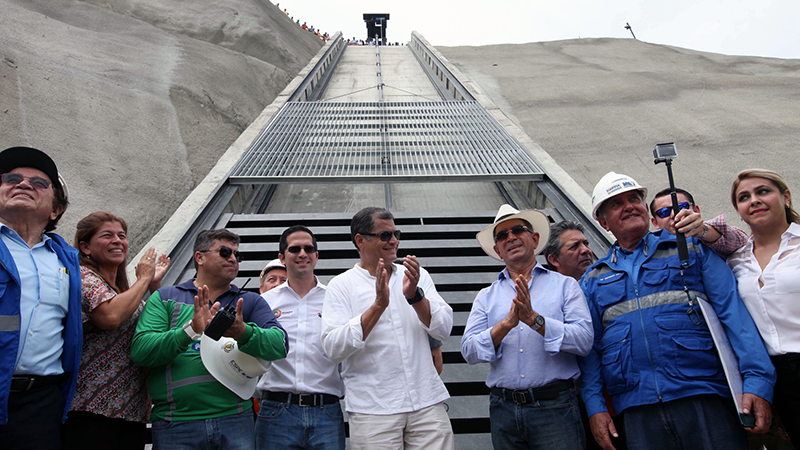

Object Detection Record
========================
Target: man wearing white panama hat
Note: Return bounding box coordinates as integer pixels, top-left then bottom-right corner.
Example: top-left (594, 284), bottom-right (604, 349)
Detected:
top-left (461, 204), bottom-right (593, 449)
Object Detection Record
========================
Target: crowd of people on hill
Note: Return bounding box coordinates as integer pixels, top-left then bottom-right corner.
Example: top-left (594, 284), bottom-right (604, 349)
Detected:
top-left (276, 3), bottom-right (329, 42)
top-left (346, 37), bottom-right (405, 46)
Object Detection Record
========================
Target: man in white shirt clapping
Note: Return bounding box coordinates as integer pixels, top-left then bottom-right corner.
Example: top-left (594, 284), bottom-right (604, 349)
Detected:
top-left (321, 207), bottom-right (455, 450)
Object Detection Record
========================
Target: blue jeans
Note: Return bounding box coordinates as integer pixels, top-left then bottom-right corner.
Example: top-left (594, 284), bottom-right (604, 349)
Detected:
top-left (622, 394), bottom-right (747, 450)
top-left (151, 409), bottom-right (255, 450)
top-left (489, 387), bottom-right (585, 450)
top-left (255, 399), bottom-right (345, 450)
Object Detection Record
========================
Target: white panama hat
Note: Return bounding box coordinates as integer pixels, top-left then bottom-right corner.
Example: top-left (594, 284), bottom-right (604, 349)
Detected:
top-left (200, 334), bottom-right (272, 400)
top-left (476, 204), bottom-right (550, 261)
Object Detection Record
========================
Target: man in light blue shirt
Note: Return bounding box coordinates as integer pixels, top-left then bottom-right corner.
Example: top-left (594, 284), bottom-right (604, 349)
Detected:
top-left (462, 204), bottom-right (593, 450)
top-left (0, 147), bottom-right (81, 450)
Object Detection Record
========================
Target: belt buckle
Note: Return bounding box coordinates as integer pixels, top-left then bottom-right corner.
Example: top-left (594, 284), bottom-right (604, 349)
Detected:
top-left (511, 391), bottom-right (529, 404)
top-left (298, 394), bottom-right (317, 407)
top-left (10, 376), bottom-right (34, 392)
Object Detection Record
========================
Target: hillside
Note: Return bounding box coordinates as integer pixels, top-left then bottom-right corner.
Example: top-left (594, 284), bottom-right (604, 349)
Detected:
top-left (439, 38), bottom-right (800, 227)
top-left (0, 0), bottom-right (322, 250)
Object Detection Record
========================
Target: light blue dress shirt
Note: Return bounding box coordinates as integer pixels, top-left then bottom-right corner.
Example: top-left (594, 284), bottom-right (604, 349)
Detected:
top-left (461, 263), bottom-right (593, 390)
top-left (2, 225), bottom-right (70, 375)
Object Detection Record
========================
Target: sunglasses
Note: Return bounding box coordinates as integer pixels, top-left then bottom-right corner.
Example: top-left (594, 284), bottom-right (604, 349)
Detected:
top-left (201, 246), bottom-right (243, 262)
top-left (361, 230), bottom-right (401, 242)
top-left (494, 225), bottom-right (532, 242)
top-left (655, 202), bottom-right (692, 218)
top-left (1, 173), bottom-right (51, 190)
top-left (286, 245), bottom-right (317, 254)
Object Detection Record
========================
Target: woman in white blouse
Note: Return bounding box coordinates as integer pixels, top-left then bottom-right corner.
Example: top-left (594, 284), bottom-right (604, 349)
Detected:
top-left (727, 169), bottom-right (800, 443)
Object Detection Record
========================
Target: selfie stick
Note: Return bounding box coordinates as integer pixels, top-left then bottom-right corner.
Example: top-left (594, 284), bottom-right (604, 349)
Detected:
top-left (653, 143), bottom-right (690, 268)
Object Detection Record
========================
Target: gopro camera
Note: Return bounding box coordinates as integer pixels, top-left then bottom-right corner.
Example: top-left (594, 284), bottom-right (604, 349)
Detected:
top-left (204, 279), bottom-right (249, 341)
top-left (653, 142), bottom-right (678, 163)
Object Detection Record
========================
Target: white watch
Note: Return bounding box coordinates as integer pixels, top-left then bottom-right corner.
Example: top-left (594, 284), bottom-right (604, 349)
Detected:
top-left (183, 320), bottom-right (202, 340)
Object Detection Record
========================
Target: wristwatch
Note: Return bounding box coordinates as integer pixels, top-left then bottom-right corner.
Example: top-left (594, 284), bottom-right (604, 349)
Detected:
top-left (183, 320), bottom-right (202, 340)
top-left (531, 314), bottom-right (545, 331)
top-left (406, 287), bottom-right (425, 305)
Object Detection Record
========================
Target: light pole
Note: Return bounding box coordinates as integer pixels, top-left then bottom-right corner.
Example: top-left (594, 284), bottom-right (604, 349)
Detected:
top-left (625, 22), bottom-right (636, 39)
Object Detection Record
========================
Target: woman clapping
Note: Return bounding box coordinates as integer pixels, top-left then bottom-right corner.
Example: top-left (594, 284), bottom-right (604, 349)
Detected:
top-left (62, 212), bottom-right (169, 450)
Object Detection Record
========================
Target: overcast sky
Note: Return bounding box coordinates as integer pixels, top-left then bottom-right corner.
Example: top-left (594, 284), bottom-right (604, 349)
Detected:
top-left (277, 0), bottom-right (798, 59)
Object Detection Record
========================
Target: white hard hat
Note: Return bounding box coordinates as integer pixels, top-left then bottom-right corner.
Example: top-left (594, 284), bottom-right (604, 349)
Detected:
top-left (200, 334), bottom-right (271, 400)
top-left (259, 259), bottom-right (286, 284)
top-left (591, 172), bottom-right (648, 220)
top-left (476, 204), bottom-right (550, 261)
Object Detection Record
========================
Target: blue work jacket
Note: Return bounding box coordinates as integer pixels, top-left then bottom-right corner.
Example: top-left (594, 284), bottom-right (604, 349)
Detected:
top-left (0, 233), bottom-right (82, 424)
top-left (578, 230), bottom-right (775, 417)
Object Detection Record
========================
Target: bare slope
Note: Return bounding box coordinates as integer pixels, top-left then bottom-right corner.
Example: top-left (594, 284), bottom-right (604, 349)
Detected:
top-left (0, 0), bottom-right (322, 250)
top-left (439, 38), bottom-right (800, 227)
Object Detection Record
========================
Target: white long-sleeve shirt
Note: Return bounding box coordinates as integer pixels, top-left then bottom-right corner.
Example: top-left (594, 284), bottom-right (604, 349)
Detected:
top-left (321, 263), bottom-right (452, 414)
top-left (256, 278), bottom-right (343, 397)
top-left (728, 222), bottom-right (800, 356)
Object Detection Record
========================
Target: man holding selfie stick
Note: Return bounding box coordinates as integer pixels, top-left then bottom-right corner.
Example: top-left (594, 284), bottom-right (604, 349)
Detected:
top-left (649, 187), bottom-right (748, 258)
top-left (461, 205), bottom-right (593, 449)
top-left (578, 171), bottom-right (775, 450)
top-left (321, 207), bottom-right (454, 449)
top-left (132, 229), bottom-right (287, 449)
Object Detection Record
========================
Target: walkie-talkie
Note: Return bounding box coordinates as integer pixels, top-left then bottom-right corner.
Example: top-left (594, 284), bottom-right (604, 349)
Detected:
top-left (204, 279), bottom-right (250, 341)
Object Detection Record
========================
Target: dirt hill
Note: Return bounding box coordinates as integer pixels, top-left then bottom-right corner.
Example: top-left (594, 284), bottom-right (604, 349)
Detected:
top-left (0, 0), bottom-right (322, 250)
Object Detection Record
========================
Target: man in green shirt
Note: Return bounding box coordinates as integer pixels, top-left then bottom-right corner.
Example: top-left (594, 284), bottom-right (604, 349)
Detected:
top-left (132, 229), bottom-right (287, 450)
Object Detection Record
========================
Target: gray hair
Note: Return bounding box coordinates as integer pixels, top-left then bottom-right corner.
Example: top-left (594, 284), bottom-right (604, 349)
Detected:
top-left (542, 221), bottom-right (585, 267)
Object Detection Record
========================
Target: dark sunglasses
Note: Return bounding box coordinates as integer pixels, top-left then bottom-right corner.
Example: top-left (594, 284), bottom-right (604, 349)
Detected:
top-left (201, 246), bottom-right (243, 262)
top-left (361, 230), bottom-right (401, 242)
top-left (1, 173), bottom-right (51, 190)
top-left (494, 225), bottom-right (532, 242)
top-left (655, 202), bottom-right (692, 218)
top-left (286, 245), bottom-right (317, 254)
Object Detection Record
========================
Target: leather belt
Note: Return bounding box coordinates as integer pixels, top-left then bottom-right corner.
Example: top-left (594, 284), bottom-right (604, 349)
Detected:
top-left (10, 373), bottom-right (68, 393)
top-left (264, 391), bottom-right (340, 407)
top-left (490, 379), bottom-right (574, 404)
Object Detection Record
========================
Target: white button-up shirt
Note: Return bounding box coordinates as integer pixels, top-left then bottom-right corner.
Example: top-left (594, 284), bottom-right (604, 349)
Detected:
top-left (257, 278), bottom-right (343, 397)
top-left (728, 222), bottom-right (800, 355)
top-left (321, 263), bottom-right (453, 414)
